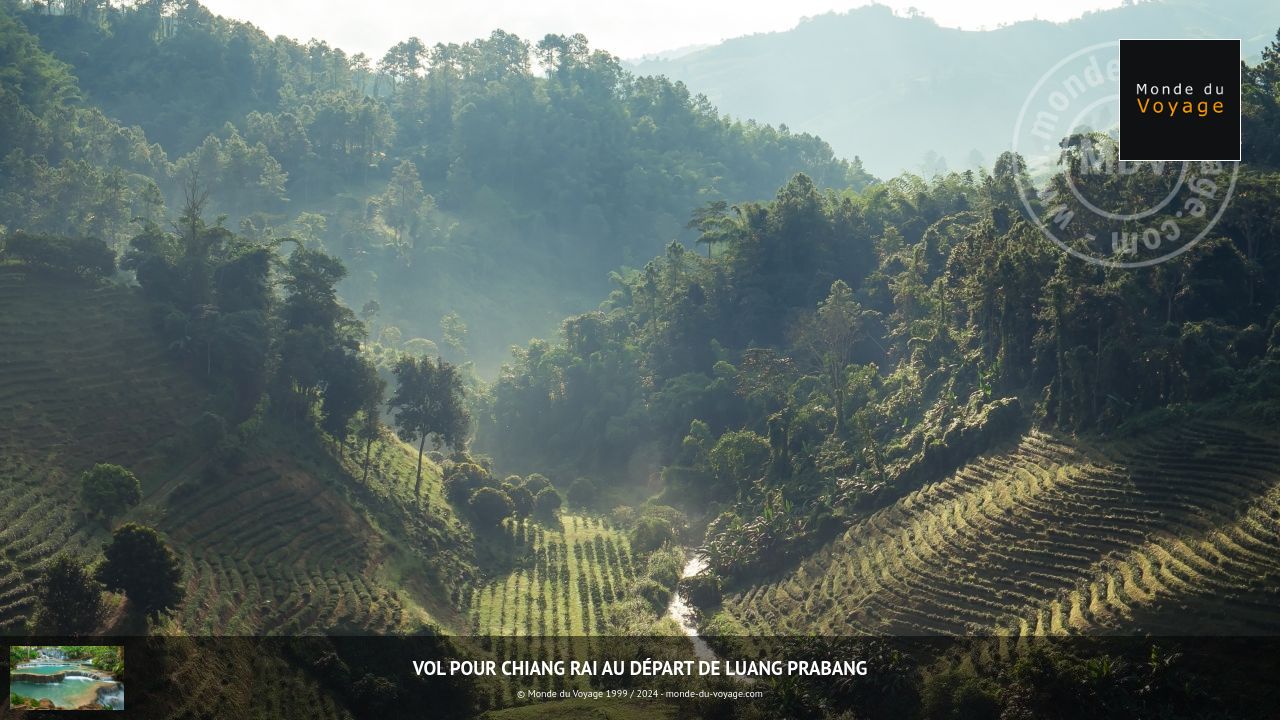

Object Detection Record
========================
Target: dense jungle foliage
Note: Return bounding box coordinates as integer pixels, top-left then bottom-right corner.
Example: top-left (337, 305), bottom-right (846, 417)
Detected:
top-left (0, 0), bottom-right (868, 368)
top-left (478, 31), bottom-right (1280, 581)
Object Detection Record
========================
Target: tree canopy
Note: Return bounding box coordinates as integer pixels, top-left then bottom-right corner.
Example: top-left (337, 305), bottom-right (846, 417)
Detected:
top-left (95, 522), bottom-right (185, 618)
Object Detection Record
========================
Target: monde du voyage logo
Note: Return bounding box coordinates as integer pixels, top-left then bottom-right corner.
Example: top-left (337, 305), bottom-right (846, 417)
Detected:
top-left (1012, 39), bottom-right (1242, 268)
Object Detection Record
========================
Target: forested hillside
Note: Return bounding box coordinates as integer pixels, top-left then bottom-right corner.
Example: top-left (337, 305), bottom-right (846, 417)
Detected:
top-left (481, 30), bottom-right (1280, 602)
top-left (0, 262), bottom-right (471, 636)
top-left (633, 0), bottom-right (1277, 176)
top-left (4, 1), bottom-right (1280, 717)
top-left (1, 0), bottom-right (867, 368)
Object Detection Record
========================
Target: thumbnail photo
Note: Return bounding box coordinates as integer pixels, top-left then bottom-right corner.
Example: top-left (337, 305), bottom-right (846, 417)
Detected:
top-left (9, 646), bottom-right (124, 711)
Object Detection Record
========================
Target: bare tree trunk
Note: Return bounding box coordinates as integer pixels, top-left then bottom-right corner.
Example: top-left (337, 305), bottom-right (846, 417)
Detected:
top-left (414, 434), bottom-right (427, 498)
top-left (363, 437), bottom-right (374, 483)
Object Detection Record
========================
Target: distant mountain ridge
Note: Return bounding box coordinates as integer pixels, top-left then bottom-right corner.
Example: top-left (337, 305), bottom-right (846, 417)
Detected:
top-left (632, 0), bottom-right (1278, 177)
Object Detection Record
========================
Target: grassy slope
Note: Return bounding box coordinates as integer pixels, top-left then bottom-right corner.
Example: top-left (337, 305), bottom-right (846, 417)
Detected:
top-left (722, 423), bottom-right (1280, 636)
top-left (0, 267), bottom-right (470, 636)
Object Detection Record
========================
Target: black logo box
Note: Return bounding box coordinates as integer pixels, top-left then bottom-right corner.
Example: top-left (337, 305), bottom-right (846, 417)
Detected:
top-left (1119, 38), bottom-right (1241, 162)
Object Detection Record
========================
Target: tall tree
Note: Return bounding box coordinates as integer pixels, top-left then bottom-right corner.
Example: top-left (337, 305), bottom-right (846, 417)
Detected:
top-left (357, 372), bottom-right (388, 483)
top-left (389, 355), bottom-right (470, 499)
top-left (380, 159), bottom-right (430, 252)
top-left (276, 246), bottom-right (366, 422)
top-left (793, 280), bottom-right (870, 437)
top-left (96, 523), bottom-right (184, 619)
top-left (319, 353), bottom-right (381, 453)
top-left (687, 200), bottom-right (740, 257)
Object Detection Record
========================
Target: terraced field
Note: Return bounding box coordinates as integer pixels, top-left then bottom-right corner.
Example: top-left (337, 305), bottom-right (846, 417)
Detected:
top-left (0, 267), bottom-right (204, 631)
top-left (165, 457), bottom-right (410, 635)
top-left (467, 514), bottom-right (637, 637)
top-left (463, 514), bottom-right (639, 706)
top-left (131, 637), bottom-right (356, 720)
top-left (0, 268), bottom-right (445, 635)
top-left (724, 423), bottom-right (1280, 636)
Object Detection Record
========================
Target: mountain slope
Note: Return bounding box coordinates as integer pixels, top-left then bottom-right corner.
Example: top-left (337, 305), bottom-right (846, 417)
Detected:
top-left (9, 3), bottom-right (867, 371)
top-left (632, 0), bottom-right (1279, 177)
top-left (0, 267), bottom-right (469, 635)
top-left (721, 422), bottom-right (1280, 636)
top-left (0, 266), bottom-right (204, 629)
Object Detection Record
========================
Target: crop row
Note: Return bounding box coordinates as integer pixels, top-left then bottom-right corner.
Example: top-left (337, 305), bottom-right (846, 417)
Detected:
top-left (725, 423), bottom-right (1280, 636)
top-left (469, 515), bottom-right (635, 639)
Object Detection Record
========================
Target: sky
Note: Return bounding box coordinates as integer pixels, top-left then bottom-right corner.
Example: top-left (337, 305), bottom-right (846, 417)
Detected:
top-left (197, 0), bottom-right (1124, 62)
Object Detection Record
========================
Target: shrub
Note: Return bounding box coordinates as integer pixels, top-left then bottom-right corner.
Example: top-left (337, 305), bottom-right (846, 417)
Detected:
top-left (639, 504), bottom-right (689, 539)
top-left (568, 477), bottom-right (598, 507)
top-left (167, 481), bottom-right (199, 505)
top-left (352, 673), bottom-right (399, 715)
top-left (630, 516), bottom-right (675, 554)
top-left (213, 433), bottom-right (249, 471)
top-left (611, 505), bottom-right (637, 528)
top-left (508, 485), bottom-right (535, 517)
top-left (80, 463), bottom-right (142, 521)
top-left (634, 578), bottom-right (672, 613)
top-left (193, 411), bottom-right (227, 450)
top-left (445, 462), bottom-right (491, 503)
top-left (534, 487), bottom-right (562, 517)
top-left (708, 429), bottom-right (771, 491)
top-left (920, 670), bottom-right (1001, 720)
top-left (2, 232), bottom-right (115, 279)
top-left (646, 547), bottom-right (685, 590)
top-left (523, 473), bottom-right (552, 494)
top-left (468, 487), bottom-right (515, 527)
top-left (680, 572), bottom-right (722, 609)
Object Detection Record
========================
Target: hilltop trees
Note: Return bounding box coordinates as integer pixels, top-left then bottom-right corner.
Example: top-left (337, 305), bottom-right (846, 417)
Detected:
top-left (273, 244), bottom-right (390, 450)
top-left (96, 523), bottom-right (184, 618)
top-left (6, 3), bottom-right (871, 365)
top-left (0, 12), bottom-right (164, 247)
top-left (389, 355), bottom-right (471, 499)
top-left (175, 124), bottom-right (288, 215)
top-left (123, 181), bottom-right (274, 411)
top-left (481, 94), bottom-right (1280, 578)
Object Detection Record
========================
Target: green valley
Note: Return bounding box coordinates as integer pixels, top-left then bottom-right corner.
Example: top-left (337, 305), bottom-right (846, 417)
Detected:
top-left (4, 1), bottom-right (1280, 718)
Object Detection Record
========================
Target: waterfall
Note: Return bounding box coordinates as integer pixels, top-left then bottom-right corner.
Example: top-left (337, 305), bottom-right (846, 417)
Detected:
top-left (97, 683), bottom-right (125, 710)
